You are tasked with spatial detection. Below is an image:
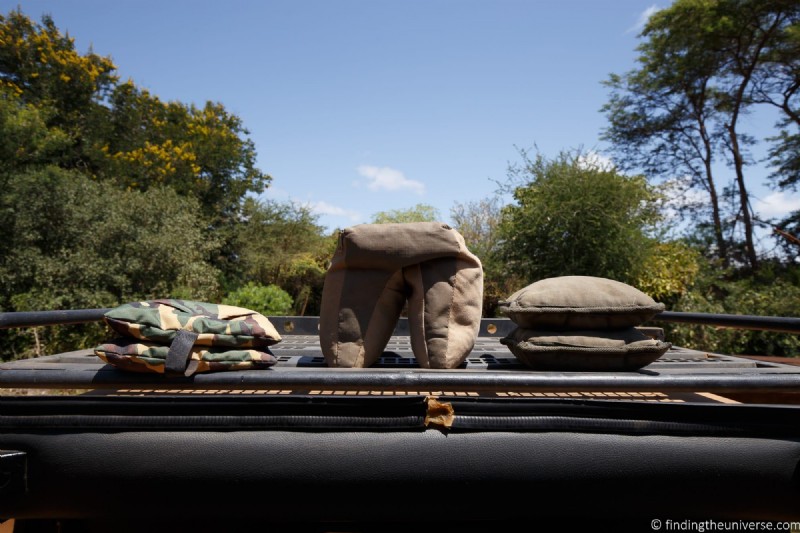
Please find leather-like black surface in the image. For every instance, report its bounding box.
[0,429,798,523]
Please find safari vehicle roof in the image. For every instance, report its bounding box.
[0,310,799,530]
[1,312,799,403]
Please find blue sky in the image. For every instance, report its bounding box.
[6,0,799,234]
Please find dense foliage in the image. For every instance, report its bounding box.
[221,283,294,316]
[497,149,663,285]
[370,204,441,224]
[665,263,800,356]
[0,10,320,358]
[602,0,800,271]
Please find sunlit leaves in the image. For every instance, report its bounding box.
[370,203,441,224]
[0,9,117,127]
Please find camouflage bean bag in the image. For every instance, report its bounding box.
[95,299,282,376]
[95,338,278,375]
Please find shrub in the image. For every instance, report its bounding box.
[222,282,293,316]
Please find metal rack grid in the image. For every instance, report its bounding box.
[1,317,799,395]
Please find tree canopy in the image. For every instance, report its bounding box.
[602,0,800,270]
[451,196,520,316]
[497,149,663,285]
[370,203,441,224]
[0,9,278,357]
[0,9,270,220]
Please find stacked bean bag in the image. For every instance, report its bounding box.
[498,276,670,371]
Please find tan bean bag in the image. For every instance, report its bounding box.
[498,276,669,371]
[320,222,483,369]
[500,326,670,371]
[497,276,665,330]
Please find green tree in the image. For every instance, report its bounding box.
[666,263,800,356]
[233,198,333,315]
[0,86,69,176]
[0,9,270,224]
[95,82,270,221]
[371,203,440,224]
[0,167,222,358]
[602,18,727,262]
[451,196,521,316]
[0,8,274,328]
[497,148,663,286]
[710,0,799,270]
[0,9,117,169]
[0,85,70,267]
[757,12,800,256]
[603,0,800,270]
[92,83,272,280]
[635,241,702,306]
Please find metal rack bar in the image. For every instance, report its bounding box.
[653,311,800,334]
[3,308,800,334]
[0,362,799,393]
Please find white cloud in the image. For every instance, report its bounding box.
[655,175,709,225]
[305,200,361,222]
[261,185,291,200]
[576,151,615,172]
[357,165,426,195]
[627,5,660,34]
[753,192,800,219]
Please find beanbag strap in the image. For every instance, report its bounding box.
[165,329,200,375]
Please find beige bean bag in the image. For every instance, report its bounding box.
[320,222,483,369]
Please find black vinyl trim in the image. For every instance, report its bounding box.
[0,394,428,417]
[445,397,800,436]
[0,414,425,430]
[0,395,798,437]
[449,415,787,436]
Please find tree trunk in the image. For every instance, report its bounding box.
[698,118,728,263]
[719,4,789,271]
[706,163,728,264]
[728,122,759,270]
